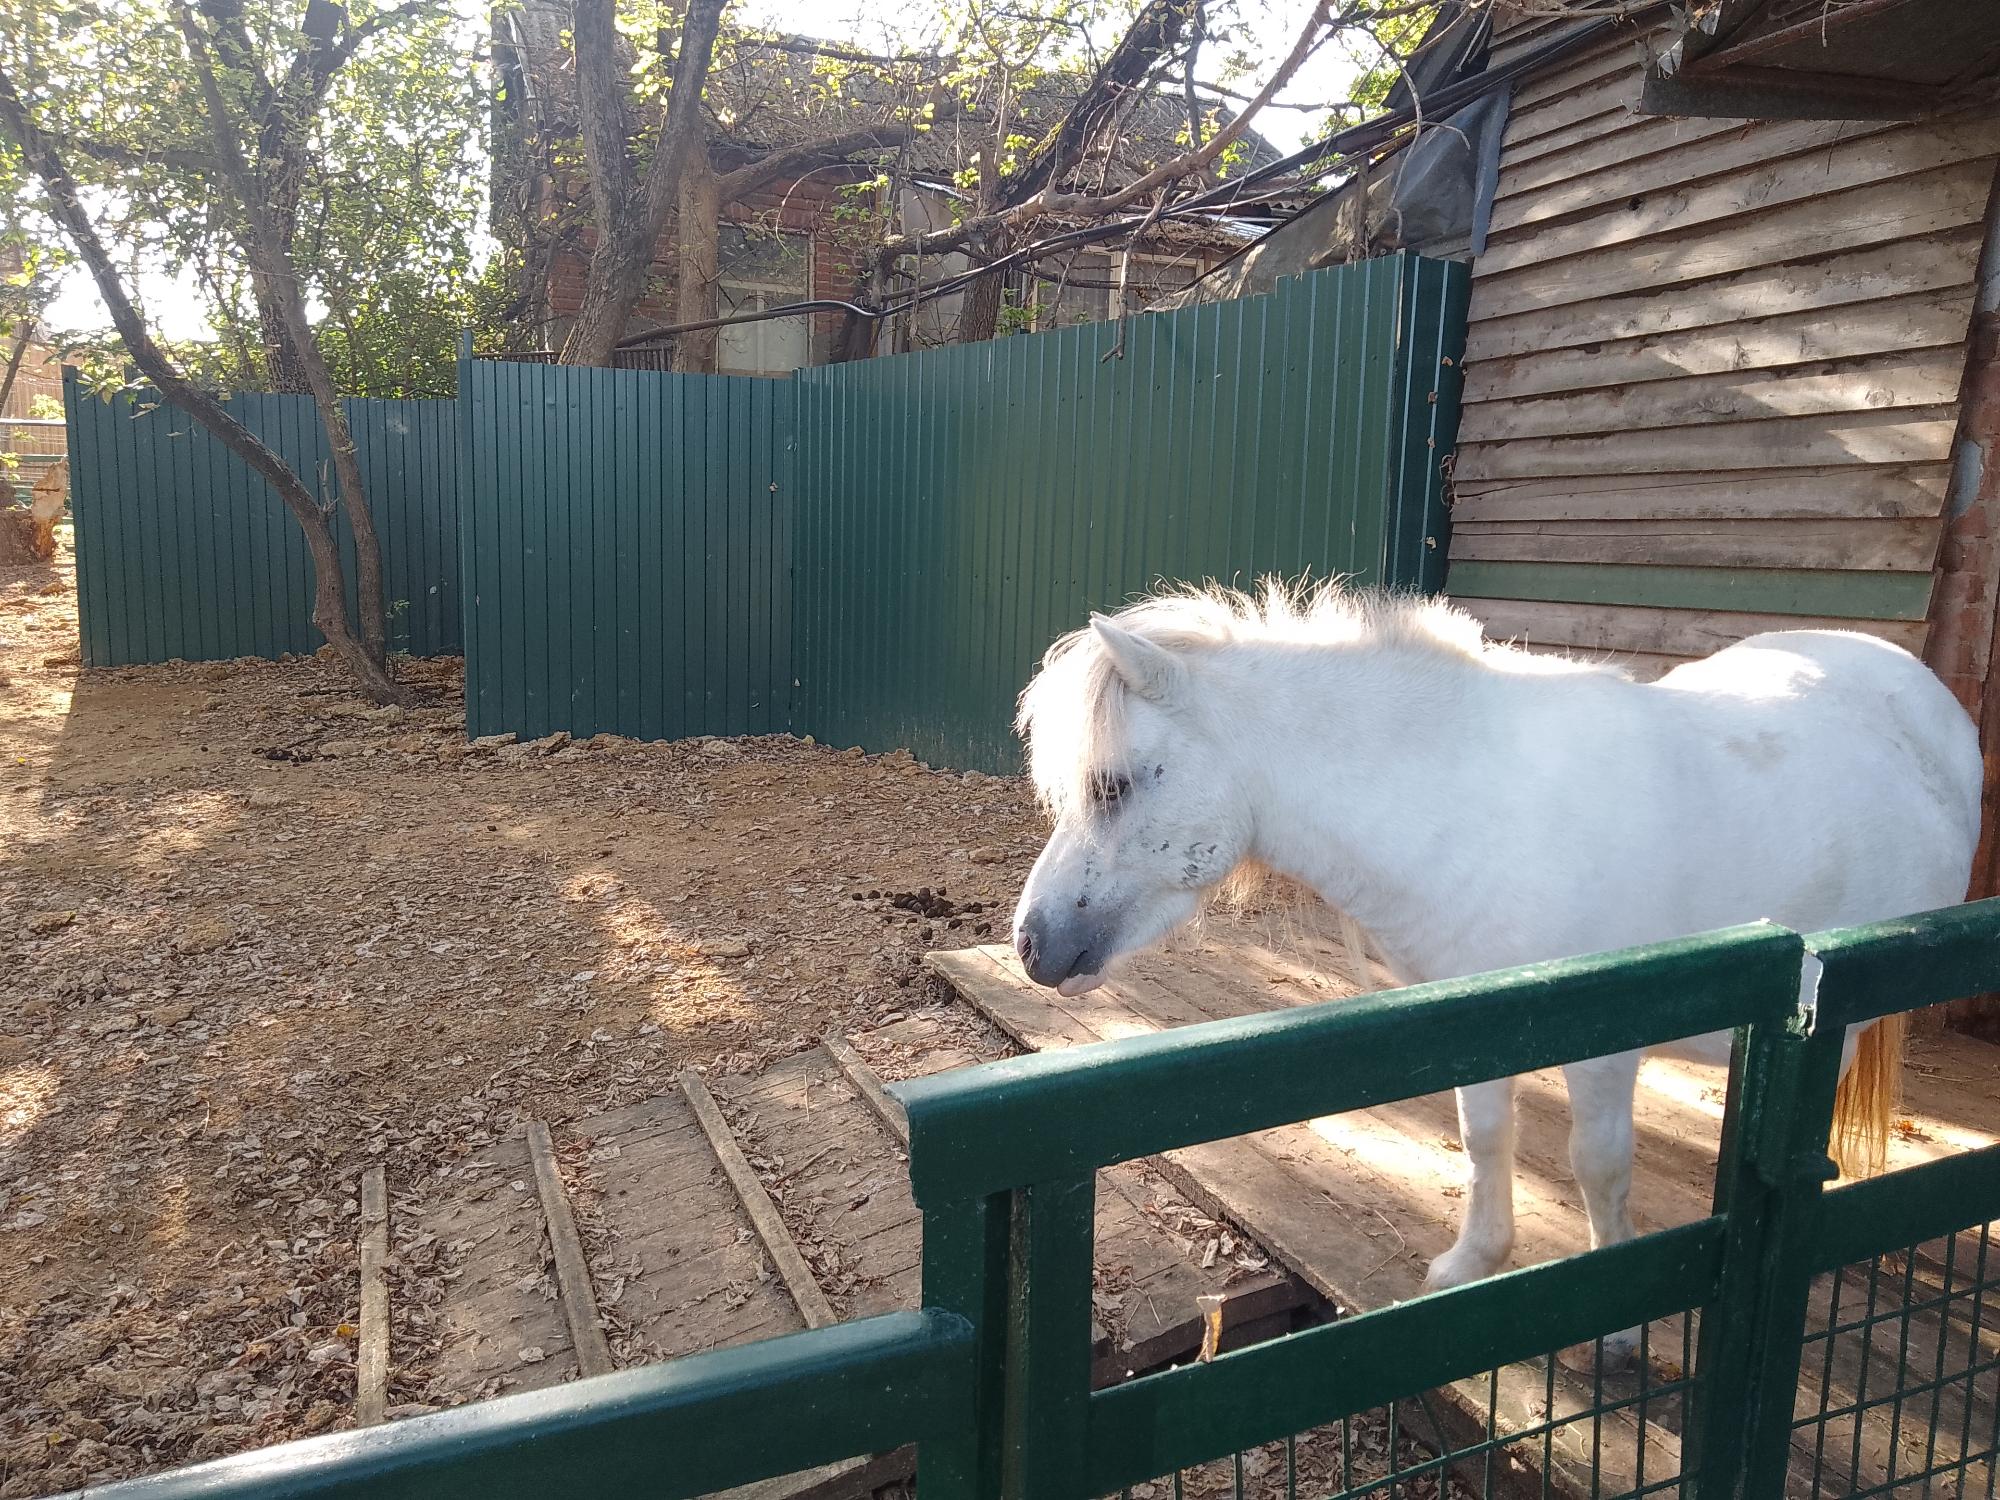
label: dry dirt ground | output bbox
[0,536,1047,1495]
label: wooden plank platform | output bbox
[426,1132,578,1399]
[424,1009,1308,1498]
[925,921,2000,1499]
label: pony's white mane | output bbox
[1016,579,1490,815]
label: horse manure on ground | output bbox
[856,887,997,936]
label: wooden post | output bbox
[679,1070,839,1329]
[356,1165,390,1426]
[526,1121,617,1377]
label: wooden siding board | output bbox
[1463,228,1985,362]
[1455,38,1984,666]
[1452,406,1961,482]
[1487,116,1890,240]
[1448,465,1951,522]
[1457,346,1963,442]
[1493,112,1757,205]
[1449,516,1939,571]
[1469,161,1997,321]
[1479,117,2000,279]
[1501,62,1645,150]
[1461,288,1977,403]
[1451,597,1930,658]
[1443,560,1934,621]
[1507,39,1656,113]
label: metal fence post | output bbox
[1001,1176,1098,1499]
[1684,979,1848,1499]
[918,1193,1013,1499]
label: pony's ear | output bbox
[1090,615,1187,703]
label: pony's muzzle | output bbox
[1014,906,1101,992]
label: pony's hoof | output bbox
[1597,1327,1640,1370]
[1422,1242,1506,1293]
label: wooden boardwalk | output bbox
[422,1012,1308,1499]
[926,916,2000,1500]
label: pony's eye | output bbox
[1091,772,1132,807]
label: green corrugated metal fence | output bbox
[456,357,795,741]
[64,371,461,667]
[794,254,1469,770]
[65,254,1467,766]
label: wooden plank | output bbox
[679,1069,841,1330]
[1452,406,1960,482]
[1449,516,1941,572]
[1469,162,1997,322]
[1450,465,1951,523]
[712,1449,916,1500]
[1460,348,1963,443]
[1444,560,1936,621]
[1495,111,1760,204]
[1464,228,1984,363]
[1501,60,1645,149]
[526,1120,616,1378]
[1505,41,1651,115]
[356,1165,390,1427]
[425,1134,577,1398]
[710,1448,915,1500]
[1486,14,1587,68]
[1480,116,2000,279]
[719,1052,925,1321]
[1503,100,1645,173]
[821,1033,910,1144]
[1462,289,1977,404]
[1489,115,1885,240]
[1455,597,1931,658]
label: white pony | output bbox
[1011,582,1979,1320]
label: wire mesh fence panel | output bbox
[1099,1313,1704,1500]
[1791,1220,2000,1498]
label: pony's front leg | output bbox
[1563,1052,1644,1364]
[1424,1078,1518,1291]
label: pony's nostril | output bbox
[1015,927,1036,965]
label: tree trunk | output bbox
[676,157,722,374]
[957,232,1009,344]
[168,1,402,681]
[250,272,312,391]
[560,0,727,366]
[0,322,31,417]
[3,35,408,705]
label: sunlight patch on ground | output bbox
[1637,1057,1730,1122]
[1,1061,60,1145]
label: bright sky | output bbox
[44,0,1368,342]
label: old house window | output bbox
[717,225,811,377]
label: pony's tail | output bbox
[1830,1013,1907,1179]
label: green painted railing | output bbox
[55,901,2000,1500]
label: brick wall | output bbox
[544,167,880,363]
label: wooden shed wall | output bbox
[1445,23,2000,678]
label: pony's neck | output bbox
[1221,639,1484,974]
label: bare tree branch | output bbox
[1003,0,1194,211]
[716,122,914,201]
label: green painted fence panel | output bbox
[455,355,795,741]
[792,253,1469,772]
[63,371,462,667]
